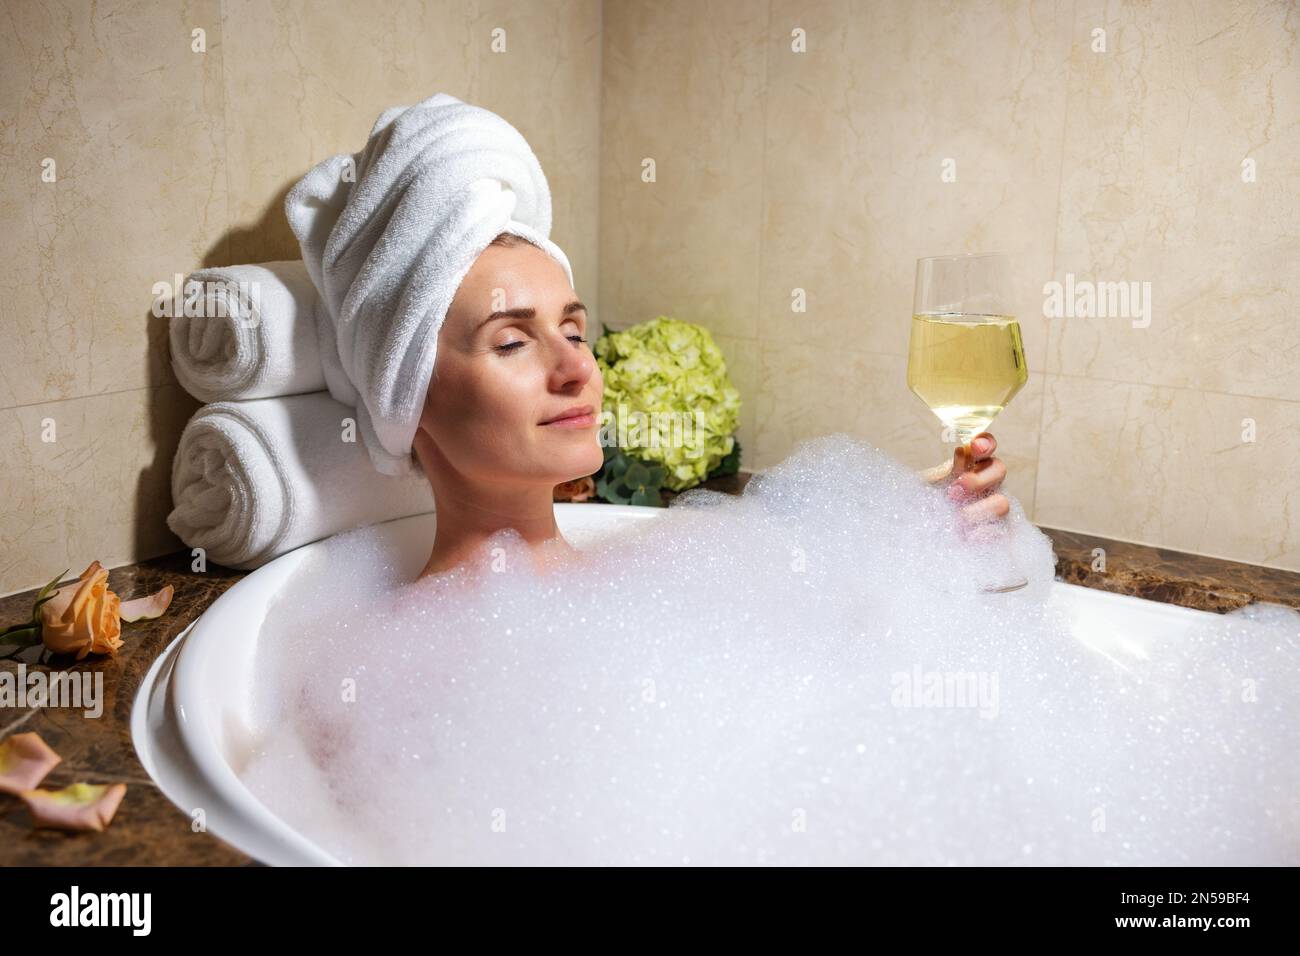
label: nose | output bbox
[545,330,597,393]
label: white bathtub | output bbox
[131,504,1228,866]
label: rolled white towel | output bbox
[169,261,327,402]
[166,392,433,570]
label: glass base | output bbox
[967,517,1027,594]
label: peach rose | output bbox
[553,475,597,503]
[38,561,123,659]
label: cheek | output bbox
[431,360,542,463]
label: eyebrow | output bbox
[475,300,587,334]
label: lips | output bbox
[539,404,597,427]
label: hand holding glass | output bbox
[907,253,1028,593]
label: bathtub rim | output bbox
[131,614,345,866]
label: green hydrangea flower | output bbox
[595,317,741,491]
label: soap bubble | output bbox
[240,434,1300,865]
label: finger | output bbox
[951,442,970,476]
[961,493,1010,523]
[955,457,1006,495]
[969,432,997,461]
[920,458,954,484]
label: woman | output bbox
[412,232,1011,579]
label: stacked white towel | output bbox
[169,261,326,402]
[166,393,432,570]
[166,259,437,569]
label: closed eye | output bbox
[495,335,586,354]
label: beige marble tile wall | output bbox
[599,0,1300,571]
[0,0,601,596]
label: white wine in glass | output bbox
[908,253,1028,593]
[907,313,1026,445]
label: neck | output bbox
[413,439,572,578]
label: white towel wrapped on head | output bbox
[169,261,327,403]
[285,91,573,477]
[166,392,433,570]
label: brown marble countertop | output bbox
[2,471,1296,866]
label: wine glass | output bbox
[907,253,1029,593]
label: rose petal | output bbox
[0,732,63,795]
[91,591,123,656]
[119,584,174,622]
[21,782,127,832]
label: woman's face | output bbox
[416,240,604,488]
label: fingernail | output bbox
[974,438,989,454]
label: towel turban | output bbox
[285,92,574,476]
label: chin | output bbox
[557,440,603,482]
[528,425,603,482]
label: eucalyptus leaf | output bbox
[630,488,660,508]
[707,438,741,479]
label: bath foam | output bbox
[241,434,1300,865]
